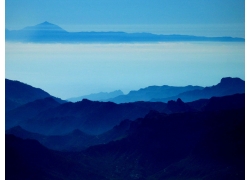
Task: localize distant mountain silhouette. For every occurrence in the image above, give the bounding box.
[22,21,66,32]
[6,92,245,179]
[7,93,244,152]
[5,79,65,111]
[153,77,245,102]
[11,98,196,135]
[6,22,245,43]
[107,85,203,103]
[6,119,132,152]
[6,97,61,129]
[67,90,124,102]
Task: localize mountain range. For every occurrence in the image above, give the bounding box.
[67,90,124,102]
[6,106,244,179]
[69,77,244,103]
[6,93,245,152]
[5,79,65,111]
[152,77,245,102]
[6,97,194,135]
[5,21,245,43]
[5,77,245,135]
[5,77,245,179]
[106,85,203,103]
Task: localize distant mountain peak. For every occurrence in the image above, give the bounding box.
[6,22,245,43]
[220,77,243,83]
[41,21,51,24]
[176,98,184,103]
[218,77,244,87]
[22,21,66,32]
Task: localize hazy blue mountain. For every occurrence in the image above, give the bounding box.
[7,93,244,152]
[14,99,195,135]
[153,77,245,102]
[22,21,66,32]
[5,79,65,111]
[107,85,203,103]
[6,22,245,43]
[6,119,132,152]
[67,90,124,102]
[5,97,61,129]
[6,126,93,151]
[6,93,244,179]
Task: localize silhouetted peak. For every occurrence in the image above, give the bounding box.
[41,21,51,25]
[168,98,184,106]
[219,77,244,86]
[81,98,92,102]
[176,98,184,104]
[37,21,57,27]
[22,21,66,32]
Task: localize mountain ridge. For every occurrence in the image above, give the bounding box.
[6,22,245,43]
[107,85,204,103]
[6,93,244,152]
[152,77,245,102]
[67,90,124,102]
[5,79,65,111]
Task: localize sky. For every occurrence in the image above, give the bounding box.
[4,0,246,99]
[5,42,245,99]
[5,0,245,37]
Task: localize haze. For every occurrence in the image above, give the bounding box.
[5,42,244,99]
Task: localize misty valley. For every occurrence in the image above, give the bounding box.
[5,77,245,180]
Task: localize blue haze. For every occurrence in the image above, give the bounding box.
[5,42,245,99]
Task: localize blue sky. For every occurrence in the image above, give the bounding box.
[5,0,245,37]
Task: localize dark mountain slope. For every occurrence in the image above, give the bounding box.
[81,108,244,179]
[6,97,61,129]
[107,85,203,103]
[7,93,244,152]
[201,93,245,112]
[5,79,65,111]
[6,108,244,179]
[6,92,245,179]
[5,134,108,180]
[149,111,244,180]
[6,119,132,152]
[14,98,194,135]
[67,90,124,102]
[187,93,245,111]
[155,77,245,102]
